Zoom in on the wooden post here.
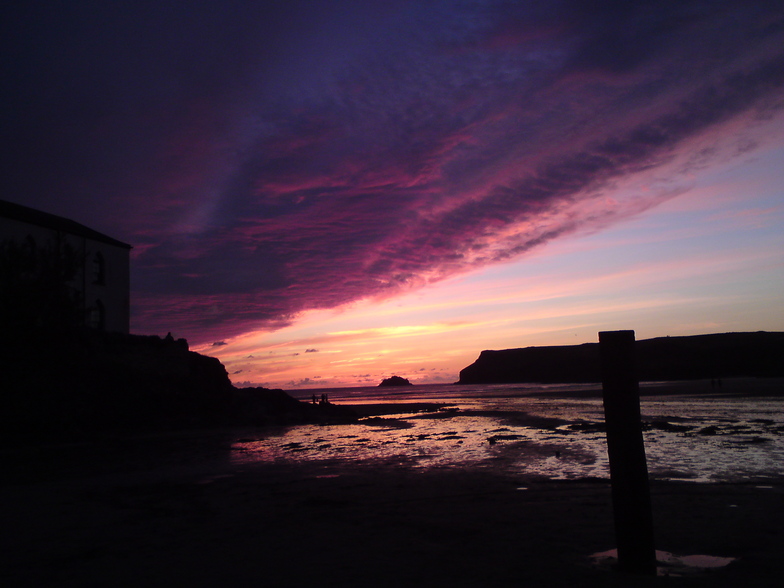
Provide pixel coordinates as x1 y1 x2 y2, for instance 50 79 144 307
599 330 656 575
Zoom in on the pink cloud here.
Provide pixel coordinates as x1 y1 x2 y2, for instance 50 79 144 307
5 2 783 345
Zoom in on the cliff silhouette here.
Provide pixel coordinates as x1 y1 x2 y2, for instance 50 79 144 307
2 329 355 442
458 332 784 384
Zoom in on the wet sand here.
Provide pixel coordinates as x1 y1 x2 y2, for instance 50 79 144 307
2 452 783 587
3 378 783 587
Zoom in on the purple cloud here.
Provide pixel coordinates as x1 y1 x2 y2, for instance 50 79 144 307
4 1 784 343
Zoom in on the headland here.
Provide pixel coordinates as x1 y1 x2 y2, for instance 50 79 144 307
459 332 784 384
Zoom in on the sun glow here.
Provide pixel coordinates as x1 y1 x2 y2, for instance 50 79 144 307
197 126 784 390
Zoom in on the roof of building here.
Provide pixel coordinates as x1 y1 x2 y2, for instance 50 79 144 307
0 199 132 249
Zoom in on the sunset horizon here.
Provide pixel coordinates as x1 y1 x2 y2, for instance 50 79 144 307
4 1 783 390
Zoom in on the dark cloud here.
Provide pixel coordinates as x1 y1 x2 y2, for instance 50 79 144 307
288 377 319 388
3 1 784 343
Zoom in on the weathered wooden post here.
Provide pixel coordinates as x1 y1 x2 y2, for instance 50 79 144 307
599 330 656 575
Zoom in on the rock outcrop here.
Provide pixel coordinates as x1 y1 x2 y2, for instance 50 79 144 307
458 332 784 384
379 376 413 387
227 386 357 426
2 329 356 442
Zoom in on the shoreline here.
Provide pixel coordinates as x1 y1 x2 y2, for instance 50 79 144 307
3 378 784 586
287 376 784 399
4 377 782 485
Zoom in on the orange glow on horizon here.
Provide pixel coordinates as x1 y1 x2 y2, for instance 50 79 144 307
197 130 784 390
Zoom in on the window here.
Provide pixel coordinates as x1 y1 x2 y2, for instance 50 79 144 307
92 251 105 285
88 299 105 330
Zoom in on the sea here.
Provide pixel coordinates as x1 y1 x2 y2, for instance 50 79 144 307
228 378 784 484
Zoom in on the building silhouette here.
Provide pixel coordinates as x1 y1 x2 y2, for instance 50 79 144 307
0 199 131 333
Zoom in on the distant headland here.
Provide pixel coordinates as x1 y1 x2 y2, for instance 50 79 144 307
458 332 784 384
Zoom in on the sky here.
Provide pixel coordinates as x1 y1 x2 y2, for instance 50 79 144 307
3 1 784 389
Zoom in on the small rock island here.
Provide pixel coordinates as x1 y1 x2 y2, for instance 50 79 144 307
379 375 412 387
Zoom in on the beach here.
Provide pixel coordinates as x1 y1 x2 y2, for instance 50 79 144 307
3 458 783 587
3 378 783 587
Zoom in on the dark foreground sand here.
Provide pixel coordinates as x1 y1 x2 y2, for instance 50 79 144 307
3 378 783 587
2 443 783 588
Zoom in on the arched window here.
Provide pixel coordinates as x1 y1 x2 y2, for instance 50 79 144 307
88 299 105 330
92 251 105 285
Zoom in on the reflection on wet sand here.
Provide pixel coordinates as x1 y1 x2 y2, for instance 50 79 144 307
232 380 784 483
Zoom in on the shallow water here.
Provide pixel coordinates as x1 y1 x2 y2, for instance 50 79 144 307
231 380 784 482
